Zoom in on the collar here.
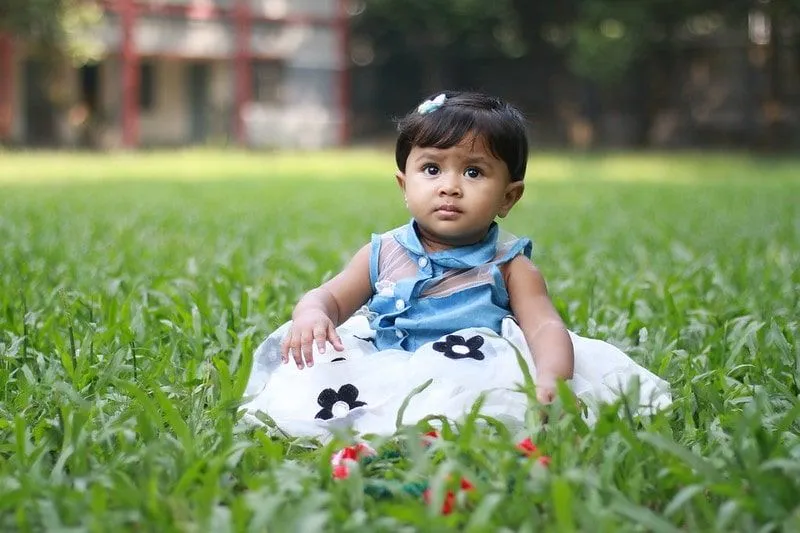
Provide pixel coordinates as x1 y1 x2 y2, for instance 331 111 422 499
393 219 499 269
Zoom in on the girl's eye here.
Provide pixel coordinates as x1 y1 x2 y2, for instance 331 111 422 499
422 164 440 176
464 167 482 179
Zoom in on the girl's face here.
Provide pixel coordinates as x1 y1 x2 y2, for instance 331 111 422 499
396 134 524 251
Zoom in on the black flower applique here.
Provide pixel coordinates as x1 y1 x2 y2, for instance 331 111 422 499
433 334 485 361
315 384 367 420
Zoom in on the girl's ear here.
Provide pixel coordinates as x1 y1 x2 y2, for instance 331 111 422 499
498 181 524 218
395 171 407 192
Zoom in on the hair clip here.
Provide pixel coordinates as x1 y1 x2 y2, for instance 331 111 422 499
417 93 447 115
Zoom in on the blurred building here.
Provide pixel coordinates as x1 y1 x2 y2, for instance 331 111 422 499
0 0 350 148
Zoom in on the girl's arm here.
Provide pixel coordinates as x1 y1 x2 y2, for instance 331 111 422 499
281 244 373 369
505 255 574 403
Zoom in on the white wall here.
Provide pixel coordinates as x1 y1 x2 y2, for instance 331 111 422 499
288 27 339 69
245 66 341 149
139 60 188 144
208 61 234 140
249 23 339 69
210 61 233 110
96 58 122 147
249 0 337 18
137 60 232 145
136 17 234 58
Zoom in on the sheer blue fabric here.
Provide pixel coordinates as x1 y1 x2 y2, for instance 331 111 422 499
367 220 532 351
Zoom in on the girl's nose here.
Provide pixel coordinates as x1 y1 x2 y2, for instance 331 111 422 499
437 173 462 197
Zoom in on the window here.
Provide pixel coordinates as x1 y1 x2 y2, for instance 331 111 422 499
140 62 156 111
251 61 283 104
80 64 100 111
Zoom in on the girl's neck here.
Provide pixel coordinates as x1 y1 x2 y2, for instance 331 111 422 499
415 224 491 253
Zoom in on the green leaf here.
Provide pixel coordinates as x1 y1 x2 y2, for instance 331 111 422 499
611 497 682 533
552 478 576 532
637 432 722 482
395 378 433 430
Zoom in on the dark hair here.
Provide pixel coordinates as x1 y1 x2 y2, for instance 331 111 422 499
395 91 529 181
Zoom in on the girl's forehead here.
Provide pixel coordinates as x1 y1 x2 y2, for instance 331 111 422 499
414 134 498 159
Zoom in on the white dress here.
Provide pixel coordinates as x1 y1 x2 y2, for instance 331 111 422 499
241 223 672 438
239 313 672 438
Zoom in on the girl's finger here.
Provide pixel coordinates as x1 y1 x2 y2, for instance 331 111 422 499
291 338 304 368
313 323 327 356
299 330 314 369
328 323 345 351
279 329 292 363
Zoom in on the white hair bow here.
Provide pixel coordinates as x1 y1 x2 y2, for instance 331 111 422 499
417 93 447 115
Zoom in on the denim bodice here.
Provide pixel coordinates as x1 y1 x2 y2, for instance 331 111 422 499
366 220 532 351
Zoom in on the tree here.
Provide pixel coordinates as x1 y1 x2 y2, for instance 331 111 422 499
1 0 106 146
0 0 104 65
352 0 800 147
353 0 524 93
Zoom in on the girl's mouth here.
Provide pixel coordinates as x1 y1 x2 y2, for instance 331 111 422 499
434 205 462 220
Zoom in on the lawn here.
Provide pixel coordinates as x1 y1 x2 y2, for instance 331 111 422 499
0 150 798 531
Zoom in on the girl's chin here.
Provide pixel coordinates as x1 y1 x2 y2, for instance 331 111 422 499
416 223 489 249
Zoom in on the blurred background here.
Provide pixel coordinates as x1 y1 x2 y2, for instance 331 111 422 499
1 0 799 151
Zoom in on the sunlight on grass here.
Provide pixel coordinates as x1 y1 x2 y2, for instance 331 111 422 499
0 150 393 184
2 149 799 185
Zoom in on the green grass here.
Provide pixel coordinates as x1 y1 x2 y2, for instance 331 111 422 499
0 150 799 532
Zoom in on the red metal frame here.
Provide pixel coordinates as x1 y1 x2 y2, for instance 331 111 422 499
0 34 13 141
119 0 140 147
336 0 350 145
233 0 252 145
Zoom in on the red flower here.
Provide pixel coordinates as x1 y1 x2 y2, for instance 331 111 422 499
330 442 376 479
331 443 375 464
332 464 350 479
422 430 440 447
424 489 456 515
339 447 360 461
516 438 551 467
516 437 538 457
423 476 474 515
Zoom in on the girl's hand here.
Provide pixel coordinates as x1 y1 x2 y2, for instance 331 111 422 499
280 311 345 369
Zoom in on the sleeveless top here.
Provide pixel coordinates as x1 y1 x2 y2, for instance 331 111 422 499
366 220 532 351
